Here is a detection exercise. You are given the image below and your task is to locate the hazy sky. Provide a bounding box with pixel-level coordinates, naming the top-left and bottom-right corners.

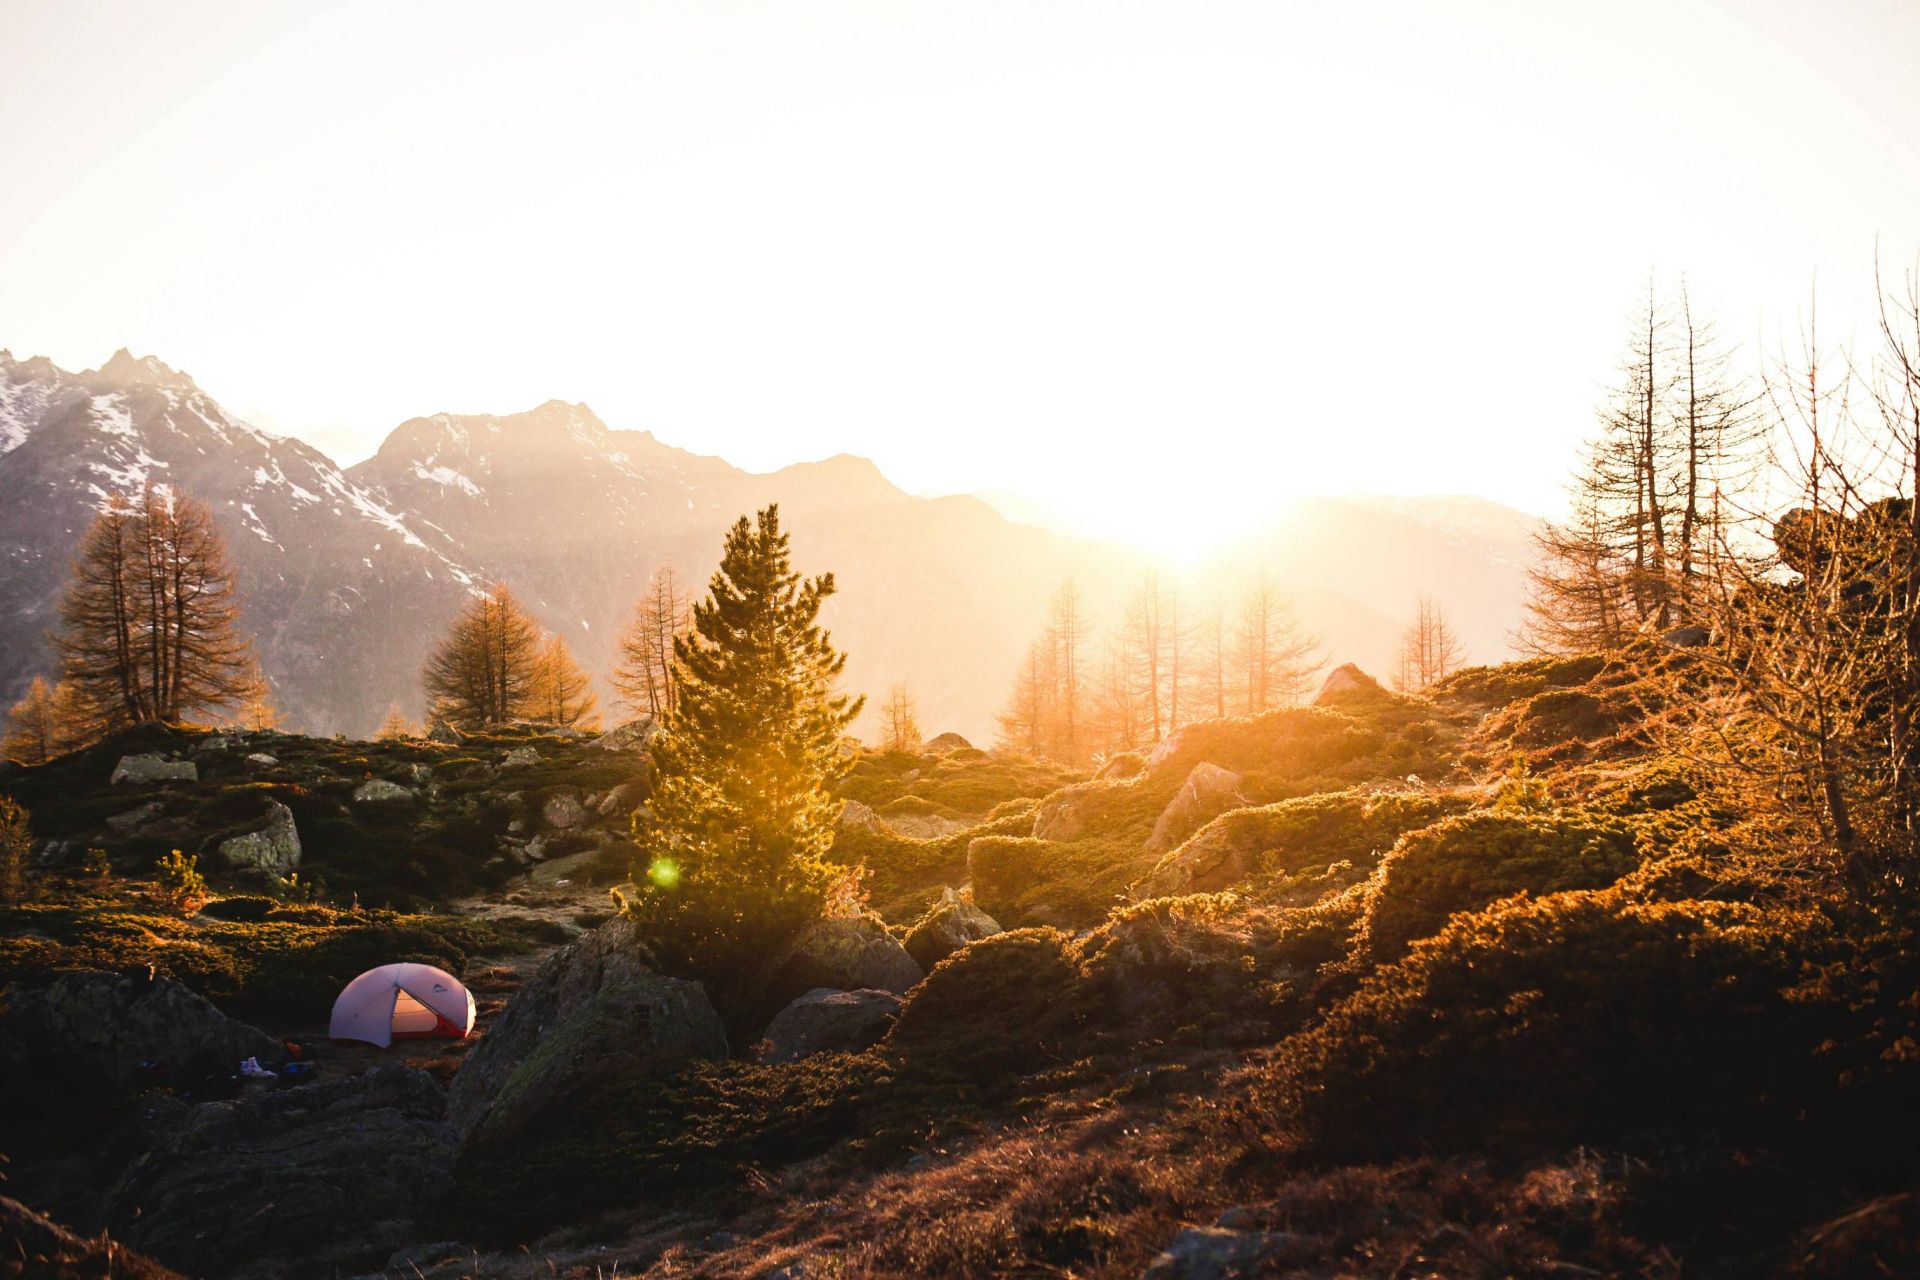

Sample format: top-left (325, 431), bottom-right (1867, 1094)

top-left (5, 0), bottom-right (1920, 552)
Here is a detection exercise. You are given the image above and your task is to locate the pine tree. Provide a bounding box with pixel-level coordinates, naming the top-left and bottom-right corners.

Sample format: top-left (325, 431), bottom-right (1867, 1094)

top-left (56, 486), bottom-right (255, 729)
top-left (530, 633), bottom-right (601, 729)
top-left (3, 677), bottom-right (81, 765)
top-left (628, 506), bottom-right (863, 990)
top-left (420, 585), bottom-right (542, 728)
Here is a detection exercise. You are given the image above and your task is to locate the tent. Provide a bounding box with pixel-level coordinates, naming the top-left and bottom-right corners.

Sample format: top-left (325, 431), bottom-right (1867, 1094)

top-left (329, 963), bottom-right (476, 1047)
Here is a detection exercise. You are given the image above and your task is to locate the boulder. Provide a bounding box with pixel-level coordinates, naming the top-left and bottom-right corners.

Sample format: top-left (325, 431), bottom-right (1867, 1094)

top-left (1313, 662), bottom-right (1386, 706)
top-left (923, 731), bottom-right (973, 753)
top-left (1137, 817), bottom-right (1260, 899)
top-left (1031, 779), bottom-right (1124, 841)
top-left (590, 716), bottom-right (659, 753)
top-left (245, 751), bottom-right (279, 766)
top-left (1143, 1226), bottom-right (1303, 1279)
top-left (109, 754), bottom-right (197, 786)
top-left (1098, 752), bottom-right (1147, 781)
top-left (447, 916), bottom-right (726, 1141)
top-left (427, 722), bottom-right (462, 744)
top-left (104, 801), bottom-right (165, 835)
top-left (595, 781), bottom-right (643, 817)
top-left (1664, 624), bottom-right (1712, 648)
top-left (105, 1064), bottom-right (457, 1279)
top-left (0, 971), bottom-right (279, 1098)
top-left (499, 746), bottom-right (540, 768)
top-left (904, 888), bottom-right (1002, 970)
top-left (215, 801), bottom-right (301, 877)
top-left (1146, 762), bottom-right (1245, 854)
top-left (885, 812), bottom-right (970, 840)
top-left (405, 762), bottom-right (434, 784)
top-left (353, 778), bottom-right (415, 804)
top-left (757, 987), bottom-right (903, 1063)
top-left (839, 799), bottom-right (888, 834)
top-left (542, 791), bottom-right (587, 830)
top-left (764, 915), bottom-right (923, 1015)
top-left (0, 1195), bottom-right (186, 1280)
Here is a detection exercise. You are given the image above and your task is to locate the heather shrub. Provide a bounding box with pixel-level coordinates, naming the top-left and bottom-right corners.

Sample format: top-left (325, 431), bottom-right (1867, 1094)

top-left (889, 928), bottom-right (1096, 1077)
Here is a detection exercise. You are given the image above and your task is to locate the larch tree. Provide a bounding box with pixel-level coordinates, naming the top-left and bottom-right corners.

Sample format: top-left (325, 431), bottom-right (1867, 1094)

top-left (880, 683), bottom-right (921, 753)
top-left (1394, 596), bottom-right (1468, 693)
top-left (56, 486), bottom-right (255, 729)
top-left (1231, 574), bottom-right (1322, 712)
top-left (996, 642), bottom-right (1050, 757)
top-left (614, 566), bottom-right (690, 719)
top-left (627, 506), bottom-right (864, 991)
top-left (530, 633), bottom-right (601, 729)
top-left (420, 585), bottom-right (542, 729)
top-left (374, 702), bottom-right (416, 741)
top-left (3, 677), bottom-right (82, 765)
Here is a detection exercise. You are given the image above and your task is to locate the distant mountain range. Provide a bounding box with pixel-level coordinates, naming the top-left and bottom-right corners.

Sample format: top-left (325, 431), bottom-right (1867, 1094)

top-left (0, 350), bottom-right (1541, 741)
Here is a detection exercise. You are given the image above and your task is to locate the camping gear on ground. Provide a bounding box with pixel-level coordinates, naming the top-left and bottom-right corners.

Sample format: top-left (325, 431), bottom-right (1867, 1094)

top-left (239, 1056), bottom-right (277, 1080)
top-left (328, 962), bottom-right (477, 1047)
top-left (278, 1061), bottom-right (316, 1085)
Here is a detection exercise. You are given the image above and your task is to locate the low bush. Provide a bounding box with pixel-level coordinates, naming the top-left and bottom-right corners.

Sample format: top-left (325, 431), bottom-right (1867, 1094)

top-left (889, 928), bottom-right (1096, 1078)
top-left (967, 834), bottom-right (1142, 928)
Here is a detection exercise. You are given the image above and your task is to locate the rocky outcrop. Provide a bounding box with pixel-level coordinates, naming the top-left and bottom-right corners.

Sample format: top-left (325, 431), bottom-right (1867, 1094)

top-left (1313, 662), bottom-right (1386, 706)
top-left (499, 746), bottom-right (540, 768)
top-left (0, 971), bottom-right (278, 1098)
top-left (106, 1065), bottom-right (457, 1279)
top-left (1031, 779), bottom-right (1127, 841)
top-left (542, 791), bottom-right (587, 829)
top-left (109, 754), bottom-right (196, 785)
top-left (215, 801), bottom-right (301, 877)
top-left (757, 987), bottom-right (903, 1063)
top-left (763, 915), bottom-right (924, 1015)
top-left (904, 888), bottom-right (1002, 970)
top-left (352, 778), bottom-right (414, 803)
top-left (923, 731), bottom-right (973, 753)
top-left (1138, 815), bottom-right (1261, 899)
top-left (884, 811), bottom-right (971, 839)
top-left (595, 781), bottom-right (643, 817)
top-left (447, 916), bottom-right (726, 1141)
top-left (0, 1195), bottom-right (186, 1280)
top-left (839, 800), bottom-right (887, 834)
top-left (105, 801), bottom-right (165, 834)
top-left (590, 717), bottom-right (659, 753)
top-left (1146, 762), bottom-right (1245, 854)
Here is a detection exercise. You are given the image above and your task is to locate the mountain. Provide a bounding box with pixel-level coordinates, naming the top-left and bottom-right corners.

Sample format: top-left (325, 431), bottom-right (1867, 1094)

top-left (0, 351), bottom-right (1542, 741)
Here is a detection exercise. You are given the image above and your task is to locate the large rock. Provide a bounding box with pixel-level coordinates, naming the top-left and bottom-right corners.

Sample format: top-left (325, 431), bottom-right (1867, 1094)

top-left (352, 777), bottom-right (414, 803)
top-left (499, 746), bottom-right (540, 768)
top-left (757, 987), bottom-right (903, 1063)
top-left (923, 731), bottom-right (973, 753)
top-left (1146, 762), bottom-right (1245, 854)
top-left (764, 915), bottom-right (923, 1016)
top-left (105, 801), bottom-right (165, 834)
top-left (590, 716), bottom-right (659, 753)
top-left (105, 1064), bottom-right (456, 1279)
top-left (595, 781), bottom-right (643, 817)
top-left (109, 754), bottom-right (197, 786)
top-left (447, 916), bottom-right (726, 1141)
top-left (839, 799), bottom-right (888, 834)
top-left (1137, 815), bottom-right (1261, 899)
top-left (0, 971), bottom-right (279, 1098)
top-left (1313, 662), bottom-right (1386, 706)
top-left (1030, 779), bottom-right (1127, 842)
top-left (904, 888), bottom-right (1002, 970)
top-left (542, 791), bottom-right (587, 830)
top-left (0, 1195), bottom-right (186, 1280)
top-left (885, 811), bottom-right (971, 840)
top-left (215, 801), bottom-right (301, 877)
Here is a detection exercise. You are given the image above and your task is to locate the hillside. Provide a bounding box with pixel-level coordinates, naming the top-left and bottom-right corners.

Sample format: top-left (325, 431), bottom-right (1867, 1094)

top-left (0, 351), bottom-right (1538, 742)
top-left (3, 649), bottom-right (1915, 1277)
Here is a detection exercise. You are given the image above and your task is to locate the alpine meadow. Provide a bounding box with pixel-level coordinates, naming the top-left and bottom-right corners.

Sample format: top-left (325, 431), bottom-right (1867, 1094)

top-left (8, 3), bottom-right (1920, 1277)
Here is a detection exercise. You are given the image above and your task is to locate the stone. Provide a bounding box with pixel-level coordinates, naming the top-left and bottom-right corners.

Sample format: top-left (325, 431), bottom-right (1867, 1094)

top-left (0, 971), bottom-right (279, 1098)
top-left (427, 722), bottom-right (462, 744)
top-left (595, 782), bottom-right (642, 817)
top-left (542, 791), bottom-right (587, 829)
top-left (105, 1064), bottom-right (457, 1279)
top-left (1098, 752), bottom-right (1147, 781)
top-left (245, 751), bottom-right (279, 766)
top-left (590, 716), bottom-right (659, 753)
top-left (884, 811), bottom-right (970, 840)
top-left (500, 746), bottom-right (541, 768)
top-left (353, 778), bottom-right (415, 803)
top-left (904, 888), bottom-right (1002, 970)
top-left (447, 916), bottom-right (727, 1142)
top-left (1313, 662), bottom-right (1387, 707)
top-left (105, 801), bottom-right (165, 835)
top-left (758, 988), bottom-right (903, 1063)
top-left (405, 762), bottom-right (434, 783)
top-left (839, 799), bottom-right (888, 833)
top-left (109, 754), bottom-right (197, 785)
top-left (1031, 779), bottom-right (1126, 842)
top-left (1137, 815), bottom-right (1261, 899)
top-left (1146, 762), bottom-right (1245, 854)
top-left (216, 801), bottom-right (301, 877)
top-left (1142, 1227), bottom-right (1303, 1279)
top-left (1664, 624), bottom-right (1712, 648)
top-left (923, 731), bottom-right (973, 753)
top-left (763, 915), bottom-right (923, 1018)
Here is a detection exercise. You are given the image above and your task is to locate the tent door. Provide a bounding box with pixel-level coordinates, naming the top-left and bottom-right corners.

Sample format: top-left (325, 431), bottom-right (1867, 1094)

top-left (391, 987), bottom-right (439, 1035)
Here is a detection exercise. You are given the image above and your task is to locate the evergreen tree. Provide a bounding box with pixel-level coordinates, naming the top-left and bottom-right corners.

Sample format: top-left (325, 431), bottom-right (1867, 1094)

top-left (628, 506), bottom-right (863, 989)
top-left (420, 585), bottom-right (541, 728)
top-left (374, 701), bottom-right (416, 741)
top-left (530, 633), bottom-right (601, 729)
top-left (3, 677), bottom-right (82, 765)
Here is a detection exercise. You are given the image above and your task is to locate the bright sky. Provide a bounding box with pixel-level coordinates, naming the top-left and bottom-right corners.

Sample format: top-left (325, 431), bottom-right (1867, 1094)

top-left (4, 0), bottom-right (1920, 554)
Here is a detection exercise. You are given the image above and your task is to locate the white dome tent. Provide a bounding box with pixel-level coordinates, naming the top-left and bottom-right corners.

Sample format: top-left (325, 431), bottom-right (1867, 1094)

top-left (329, 963), bottom-right (476, 1047)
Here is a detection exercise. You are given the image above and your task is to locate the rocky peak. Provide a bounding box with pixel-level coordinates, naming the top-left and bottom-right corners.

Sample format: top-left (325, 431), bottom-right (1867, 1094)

top-left (87, 348), bottom-right (198, 392)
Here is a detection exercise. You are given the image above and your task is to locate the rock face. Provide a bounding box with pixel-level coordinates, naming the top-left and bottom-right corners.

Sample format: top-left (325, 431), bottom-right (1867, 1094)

top-left (109, 754), bottom-right (197, 786)
top-left (447, 916), bottom-right (726, 1141)
top-left (542, 791), bottom-right (587, 829)
top-left (106, 1064), bottom-right (457, 1279)
top-left (352, 778), bottom-right (414, 803)
top-left (904, 888), bottom-right (1002, 970)
top-left (839, 799), bottom-right (888, 834)
top-left (0, 1195), bottom-right (186, 1280)
top-left (0, 971), bottom-right (279, 1098)
top-left (758, 987), bottom-right (903, 1063)
top-left (763, 915), bottom-right (924, 1015)
top-left (923, 731), bottom-right (973, 753)
top-left (591, 716), bottom-right (659, 753)
top-left (215, 801), bottom-right (301, 877)
top-left (1146, 762), bottom-right (1246, 854)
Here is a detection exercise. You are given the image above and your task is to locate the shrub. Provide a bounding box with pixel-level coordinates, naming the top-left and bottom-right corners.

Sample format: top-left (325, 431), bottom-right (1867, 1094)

top-left (1426, 654), bottom-right (1608, 707)
top-left (80, 846), bottom-right (111, 880)
top-left (154, 850), bottom-right (208, 915)
top-left (0, 795), bottom-right (30, 903)
top-left (889, 928), bottom-right (1096, 1077)
top-left (1240, 788), bottom-right (1474, 877)
top-left (1360, 810), bottom-right (1642, 961)
top-left (1265, 887), bottom-right (1842, 1157)
top-left (966, 834), bottom-right (1141, 928)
